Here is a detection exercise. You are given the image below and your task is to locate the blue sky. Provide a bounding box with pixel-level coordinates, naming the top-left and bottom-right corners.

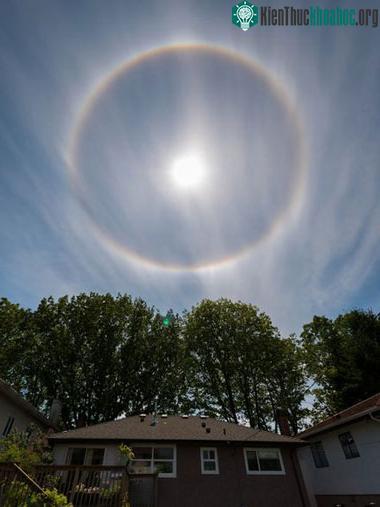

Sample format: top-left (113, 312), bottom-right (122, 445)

top-left (0, 0), bottom-right (379, 335)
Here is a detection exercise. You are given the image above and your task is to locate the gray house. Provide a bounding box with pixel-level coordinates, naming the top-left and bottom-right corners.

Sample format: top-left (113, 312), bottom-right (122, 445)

top-left (0, 378), bottom-right (54, 437)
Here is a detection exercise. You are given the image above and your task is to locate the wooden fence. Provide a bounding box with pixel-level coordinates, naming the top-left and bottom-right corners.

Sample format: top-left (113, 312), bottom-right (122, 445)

top-left (0, 462), bottom-right (48, 506)
top-left (0, 463), bottom-right (157, 507)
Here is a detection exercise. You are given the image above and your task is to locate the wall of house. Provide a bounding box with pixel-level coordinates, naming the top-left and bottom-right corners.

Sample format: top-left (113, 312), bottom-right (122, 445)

top-left (298, 418), bottom-right (380, 506)
top-left (0, 392), bottom-right (46, 437)
top-left (157, 442), bottom-right (307, 507)
top-left (52, 441), bottom-right (308, 507)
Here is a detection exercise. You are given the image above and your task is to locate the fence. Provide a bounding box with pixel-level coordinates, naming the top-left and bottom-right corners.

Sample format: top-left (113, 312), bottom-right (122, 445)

top-left (0, 463), bottom-right (157, 507)
top-left (0, 462), bottom-right (48, 506)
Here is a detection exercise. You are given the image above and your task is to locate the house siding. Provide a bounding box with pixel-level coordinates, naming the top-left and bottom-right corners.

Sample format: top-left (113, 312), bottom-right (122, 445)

top-left (158, 442), bottom-right (306, 507)
top-left (298, 418), bottom-right (380, 507)
top-left (0, 391), bottom-right (47, 436)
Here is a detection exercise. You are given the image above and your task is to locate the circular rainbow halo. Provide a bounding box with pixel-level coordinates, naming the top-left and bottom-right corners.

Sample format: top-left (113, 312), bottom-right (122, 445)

top-left (67, 43), bottom-right (308, 272)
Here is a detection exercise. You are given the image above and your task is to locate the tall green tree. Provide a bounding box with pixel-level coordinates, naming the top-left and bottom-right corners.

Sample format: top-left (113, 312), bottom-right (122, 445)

top-left (0, 298), bottom-right (33, 391)
top-left (184, 299), bottom-right (307, 432)
top-left (301, 309), bottom-right (380, 419)
top-left (29, 293), bottom-right (134, 426)
top-left (118, 302), bottom-right (187, 415)
top-left (0, 293), bottom-right (187, 428)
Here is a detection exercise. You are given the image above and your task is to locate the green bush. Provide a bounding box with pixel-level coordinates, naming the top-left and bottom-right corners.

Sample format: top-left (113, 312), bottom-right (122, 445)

top-left (0, 479), bottom-right (30, 506)
top-left (0, 426), bottom-right (52, 473)
top-left (36, 488), bottom-right (73, 506)
top-left (0, 480), bottom-right (72, 506)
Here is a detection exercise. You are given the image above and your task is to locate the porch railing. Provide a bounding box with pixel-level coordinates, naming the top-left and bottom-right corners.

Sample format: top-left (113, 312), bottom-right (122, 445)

top-left (0, 463), bottom-right (157, 507)
top-left (35, 465), bottom-right (129, 506)
top-left (0, 462), bottom-right (51, 506)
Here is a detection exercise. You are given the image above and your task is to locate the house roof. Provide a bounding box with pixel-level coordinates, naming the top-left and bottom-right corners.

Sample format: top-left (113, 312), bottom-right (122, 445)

top-left (49, 414), bottom-right (304, 445)
top-left (300, 392), bottom-right (380, 438)
top-left (0, 378), bottom-right (54, 430)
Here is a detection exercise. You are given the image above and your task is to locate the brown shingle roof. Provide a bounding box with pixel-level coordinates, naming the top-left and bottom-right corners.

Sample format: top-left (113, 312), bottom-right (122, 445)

top-left (300, 392), bottom-right (380, 438)
top-left (49, 415), bottom-right (304, 445)
top-left (0, 378), bottom-right (54, 430)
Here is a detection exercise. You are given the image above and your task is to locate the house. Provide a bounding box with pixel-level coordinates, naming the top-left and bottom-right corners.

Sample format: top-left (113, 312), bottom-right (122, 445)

top-left (297, 393), bottom-right (380, 507)
top-left (48, 413), bottom-right (310, 507)
top-left (0, 378), bottom-right (54, 437)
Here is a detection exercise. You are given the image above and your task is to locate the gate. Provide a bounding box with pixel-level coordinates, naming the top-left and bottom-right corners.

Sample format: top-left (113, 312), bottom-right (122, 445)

top-left (128, 475), bottom-right (157, 507)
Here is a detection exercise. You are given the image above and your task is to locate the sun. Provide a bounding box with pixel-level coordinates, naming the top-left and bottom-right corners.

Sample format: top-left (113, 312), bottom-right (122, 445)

top-left (170, 153), bottom-right (206, 190)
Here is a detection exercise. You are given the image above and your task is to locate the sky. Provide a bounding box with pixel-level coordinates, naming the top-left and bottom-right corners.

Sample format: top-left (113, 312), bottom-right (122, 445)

top-left (0, 0), bottom-right (379, 335)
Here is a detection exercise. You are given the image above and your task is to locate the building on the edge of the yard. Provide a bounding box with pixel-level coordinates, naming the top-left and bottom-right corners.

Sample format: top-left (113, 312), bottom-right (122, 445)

top-left (0, 378), bottom-right (55, 437)
top-left (297, 393), bottom-right (380, 507)
top-left (49, 413), bottom-right (310, 507)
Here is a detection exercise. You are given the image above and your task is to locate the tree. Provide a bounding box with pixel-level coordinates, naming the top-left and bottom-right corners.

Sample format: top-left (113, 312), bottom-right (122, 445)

top-left (184, 299), bottom-right (307, 432)
top-left (118, 301), bottom-right (187, 415)
top-left (27, 293), bottom-right (134, 427)
top-left (301, 309), bottom-right (380, 419)
top-left (0, 293), bottom-right (187, 428)
top-left (0, 298), bottom-right (33, 391)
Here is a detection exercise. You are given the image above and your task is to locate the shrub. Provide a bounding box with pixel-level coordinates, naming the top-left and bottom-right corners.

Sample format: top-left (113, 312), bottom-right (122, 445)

top-left (0, 481), bottom-right (72, 507)
top-left (37, 488), bottom-right (73, 506)
top-left (0, 425), bottom-right (52, 473)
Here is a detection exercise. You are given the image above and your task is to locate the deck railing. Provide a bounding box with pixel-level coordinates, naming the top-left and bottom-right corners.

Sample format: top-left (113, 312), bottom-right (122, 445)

top-left (0, 463), bottom-right (157, 507)
top-left (36, 465), bottom-right (129, 506)
top-left (0, 462), bottom-right (51, 506)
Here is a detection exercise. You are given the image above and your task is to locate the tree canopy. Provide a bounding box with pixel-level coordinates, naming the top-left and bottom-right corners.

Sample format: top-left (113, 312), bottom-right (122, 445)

top-left (301, 309), bottom-right (380, 419)
top-left (1, 293), bottom-right (379, 431)
top-left (184, 299), bottom-right (307, 432)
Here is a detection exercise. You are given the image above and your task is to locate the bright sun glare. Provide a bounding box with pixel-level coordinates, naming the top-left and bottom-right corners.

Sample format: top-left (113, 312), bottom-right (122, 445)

top-left (170, 153), bottom-right (206, 190)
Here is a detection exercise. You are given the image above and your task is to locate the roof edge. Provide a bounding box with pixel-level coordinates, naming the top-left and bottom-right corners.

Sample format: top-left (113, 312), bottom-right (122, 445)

top-left (48, 436), bottom-right (305, 445)
top-left (300, 408), bottom-right (376, 438)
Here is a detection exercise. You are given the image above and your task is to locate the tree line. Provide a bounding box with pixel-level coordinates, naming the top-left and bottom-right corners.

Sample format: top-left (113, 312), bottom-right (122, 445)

top-left (1, 294), bottom-right (379, 433)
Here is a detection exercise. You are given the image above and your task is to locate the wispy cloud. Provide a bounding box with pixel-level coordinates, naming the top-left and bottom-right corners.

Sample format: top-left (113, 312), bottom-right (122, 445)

top-left (0, 0), bottom-right (379, 334)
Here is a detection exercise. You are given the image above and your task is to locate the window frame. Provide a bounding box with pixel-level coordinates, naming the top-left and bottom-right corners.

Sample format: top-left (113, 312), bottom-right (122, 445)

top-left (200, 447), bottom-right (219, 475)
top-left (2, 416), bottom-right (15, 437)
top-left (310, 441), bottom-right (329, 468)
top-left (129, 444), bottom-right (177, 478)
top-left (65, 446), bottom-right (106, 465)
top-left (244, 447), bottom-right (285, 475)
top-left (338, 431), bottom-right (360, 460)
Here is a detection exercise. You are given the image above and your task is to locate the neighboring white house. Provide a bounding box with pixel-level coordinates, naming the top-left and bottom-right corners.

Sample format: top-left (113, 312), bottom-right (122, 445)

top-left (0, 378), bottom-right (54, 437)
top-left (298, 393), bottom-right (380, 507)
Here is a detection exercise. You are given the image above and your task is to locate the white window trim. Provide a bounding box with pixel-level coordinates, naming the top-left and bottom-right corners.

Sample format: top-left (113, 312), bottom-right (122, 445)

top-left (130, 443), bottom-right (177, 478)
top-left (200, 447), bottom-right (219, 475)
top-left (244, 447), bottom-right (285, 475)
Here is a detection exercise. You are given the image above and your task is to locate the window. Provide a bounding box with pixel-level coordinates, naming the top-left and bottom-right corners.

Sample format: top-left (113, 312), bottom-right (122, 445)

top-left (244, 448), bottom-right (285, 475)
top-left (310, 441), bottom-right (329, 468)
top-left (88, 448), bottom-right (105, 465)
top-left (68, 447), bottom-right (86, 465)
top-left (2, 417), bottom-right (15, 437)
top-left (200, 447), bottom-right (219, 474)
top-left (66, 448), bottom-right (105, 465)
top-left (339, 432), bottom-right (360, 459)
top-left (129, 445), bottom-right (176, 478)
